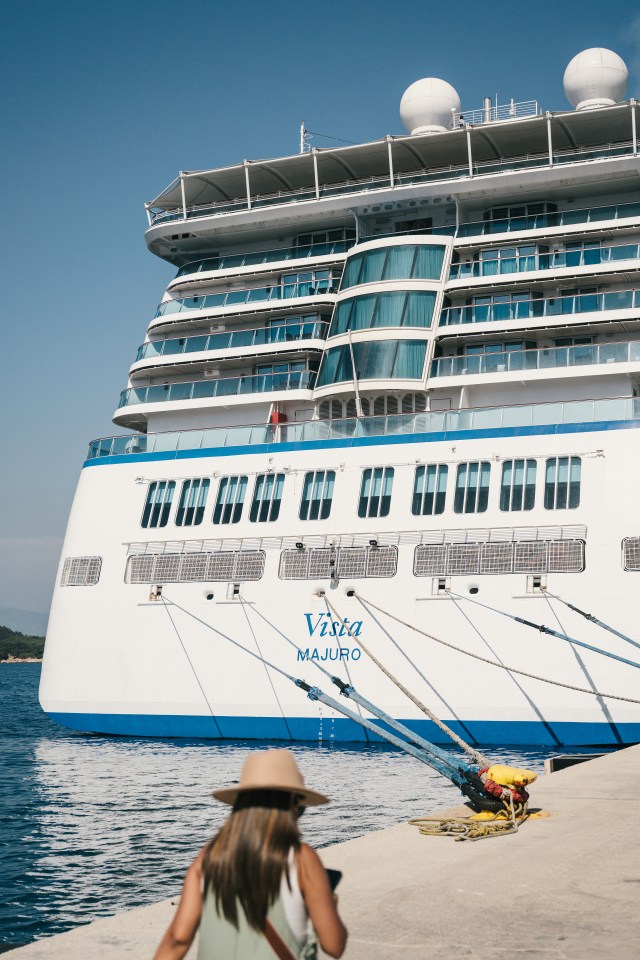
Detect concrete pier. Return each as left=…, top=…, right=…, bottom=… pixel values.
left=8, top=745, right=640, bottom=959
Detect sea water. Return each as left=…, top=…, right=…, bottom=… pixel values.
left=1, top=664, right=556, bottom=951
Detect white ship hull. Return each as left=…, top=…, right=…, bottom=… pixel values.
left=40, top=420, right=640, bottom=746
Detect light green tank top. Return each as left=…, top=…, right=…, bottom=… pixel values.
left=197, top=888, right=303, bottom=960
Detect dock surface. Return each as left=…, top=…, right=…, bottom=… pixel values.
left=8, top=744, right=640, bottom=959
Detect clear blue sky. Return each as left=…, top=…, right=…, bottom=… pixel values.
left=1, top=0, right=639, bottom=619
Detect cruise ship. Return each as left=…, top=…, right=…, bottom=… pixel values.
left=40, top=49, right=640, bottom=746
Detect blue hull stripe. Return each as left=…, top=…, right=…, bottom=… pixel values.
left=83, top=418, right=640, bottom=469
left=47, top=711, right=640, bottom=746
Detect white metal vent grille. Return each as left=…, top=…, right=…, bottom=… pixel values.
left=414, top=544, right=448, bottom=576
left=414, top=539, right=585, bottom=577
left=126, top=550, right=265, bottom=583
left=480, top=542, right=513, bottom=574
left=308, top=548, right=334, bottom=578
left=60, top=556, right=102, bottom=587
left=548, top=540, right=584, bottom=573
left=337, top=548, right=367, bottom=578
left=279, top=545, right=396, bottom=580
left=366, top=545, right=398, bottom=577
left=623, top=537, right=640, bottom=571
left=513, top=541, right=548, bottom=573
left=447, top=544, right=481, bottom=575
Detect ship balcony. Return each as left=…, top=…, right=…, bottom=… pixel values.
left=448, top=240, right=640, bottom=289
left=455, top=197, right=640, bottom=246
left=430, top=339, right=640, bottom=385
left=114, top=370, right=317, bottom=425
left=147, top=112, right=638, bottom=232
left=438, top=288, right=640, bottom=332
left=92, top=394, right=640, bottom=462
left=150, top=273, right=341, bottom=332
left=169, top=240, right=352, bottom=291
left=131, top=320, right=328, bottom=374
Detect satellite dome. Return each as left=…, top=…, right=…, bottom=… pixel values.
left=563, top=48, right=628, bottom=110
left=400, top=78, right=461, bottom=135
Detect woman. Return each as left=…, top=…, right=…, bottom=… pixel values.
left=154, top=749, right=348, bottom=959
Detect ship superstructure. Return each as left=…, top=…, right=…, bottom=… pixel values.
left=41, top=49, right=640, bottom=745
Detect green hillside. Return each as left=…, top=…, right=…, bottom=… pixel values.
left=0, top=625, right=45, bottom=661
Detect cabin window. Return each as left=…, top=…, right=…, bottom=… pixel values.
left=176, top=478, right=210, bottom=526
left=141, top=480, right=175, bottom=528
left=500, top=460, right=536, bottom=511
left=213, top=475, right=248, bottom=525
left=300, top=470, right=335, bottom=521
left=250, top=473, right=285, bottom=523
left=544, top=457, right=581, bottom=510
left=358, top=467, right=394, bottom=518
left=412, top=464, right=448, bottom=516
left=454, top=462, right=490, bottom=514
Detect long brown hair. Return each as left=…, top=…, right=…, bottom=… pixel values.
left=203, top=789, right=302, bottom=931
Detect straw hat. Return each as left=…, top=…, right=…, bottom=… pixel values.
left=213, top=749, right=329, bottom=807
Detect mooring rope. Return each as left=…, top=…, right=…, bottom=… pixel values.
left=357, top=594, right=640, bottom=705
left=447, top=590, right=640, bottom=671
left=323, top=595, right=489, bottom=766
left=238, top=597, right=294, bottom=741
left=160, top=596, right=224, bottom=737
left=541, top=587, right=640, bottom=652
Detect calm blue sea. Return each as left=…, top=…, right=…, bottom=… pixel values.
left=0, top=664, right=557, bottom=951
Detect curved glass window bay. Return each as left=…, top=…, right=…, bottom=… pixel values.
left=317, top=339, right=427, bottom=387
left=358, top=467, right=394, bottom=518
left=213, top=475, right=248, bottom=525
left=142, top=480, right=175, bottom=528
left=250, top=473, right=285, bottom=523
left=300, top=471, right=335, bottom=521
left=454, top=462, right=490, bottom=514
left=340, top=244, right=446, bottom=289
left=330, top=291, right=435, bottom=336
left=412, top=464, right=448, bottom=516
left=176, top=478, right=210, bottom=526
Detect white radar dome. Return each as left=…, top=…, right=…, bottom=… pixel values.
left=563, top=48, right=628, bottom=110
left=400, top=77, right=461, bottom=135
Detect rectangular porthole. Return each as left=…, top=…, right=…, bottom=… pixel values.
left=299, top=470, right=335, bottom=521
left=358, top=467, right=394, bottom=518
left=500, top=459, right=536, bottom=511
left=213, top=475, right=248, bottom=525
left=250, top=473, right=285, bottom=523
left=453, top=462, right=490, bottom=514
left=412, top=464, right=448, bottom=516
left=544, top=456, right=581, bottom=510
left=141, top=480, right=176, bottom=528
left=176, top=478, right=210, bottom=526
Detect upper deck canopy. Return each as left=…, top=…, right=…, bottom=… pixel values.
left=147, top=102, right=638, bottom=216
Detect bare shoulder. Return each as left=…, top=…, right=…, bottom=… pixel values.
left=297, top=843, right=329, bottom=885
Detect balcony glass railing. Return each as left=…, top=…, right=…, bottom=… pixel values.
left=449, top=241, right=640, bottom=280
left=118, top=370, right=317, bottom=408
left=431, top=340, right=640, bottom=378
left=456, top=199, right=640, bottom=238
left=155, top=273, right=342, bottom=318
left=135, top=320, right=328, bottom=362
left=440, top=289, right=640, bottom=326
left=175, top=241, right=352, bottom=278
left=149, top=141, right=635, bottom=226
left=89, top=395, right=640, bottom=460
